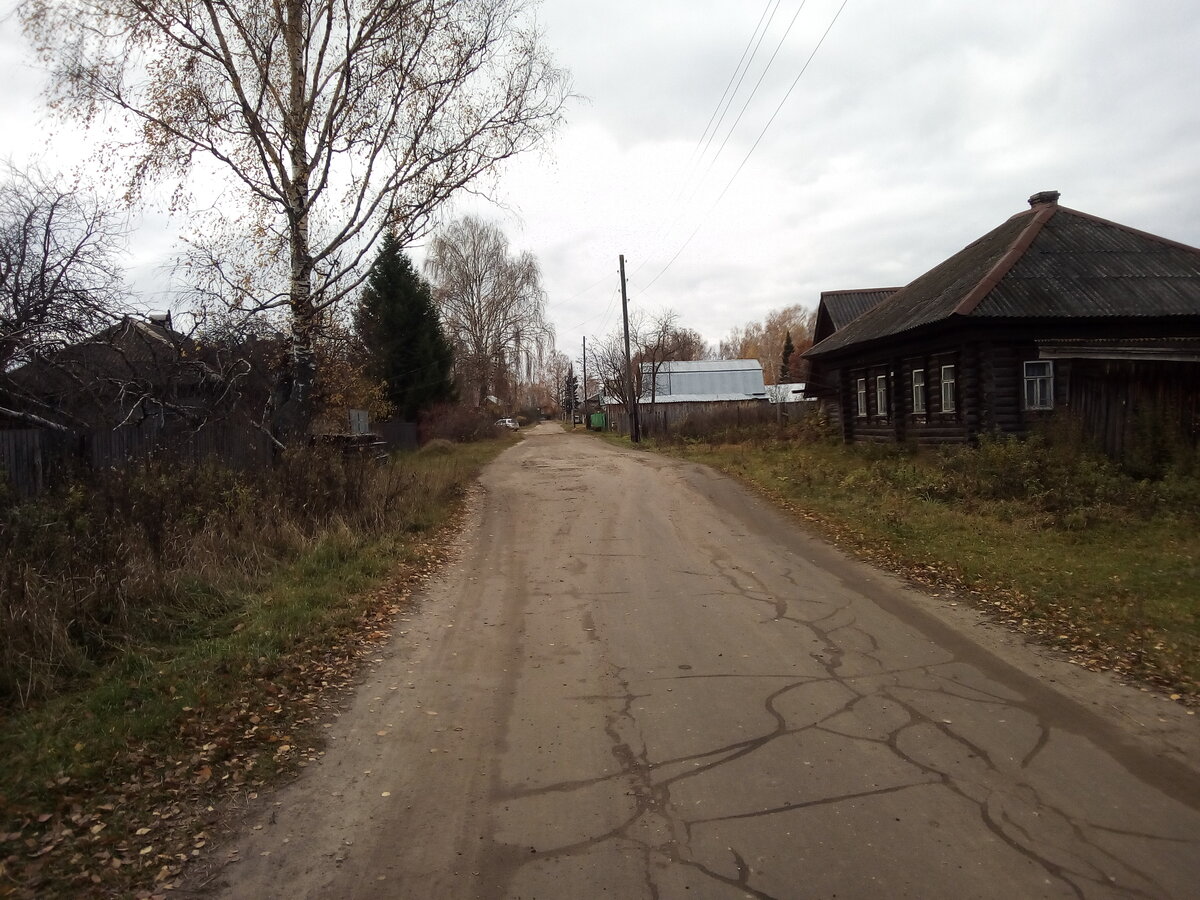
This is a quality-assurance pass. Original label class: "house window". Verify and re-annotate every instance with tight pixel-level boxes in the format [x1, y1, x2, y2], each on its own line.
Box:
[911, 368, 926, 414]
[1024, 360, 1054, 409]
[940, 365, 956, 413]
[875, 375, 888, 420]
[856, 377, 867, 417]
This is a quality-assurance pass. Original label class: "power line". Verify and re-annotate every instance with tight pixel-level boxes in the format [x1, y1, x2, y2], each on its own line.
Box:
[637, 0, 852, 297]
[647, 1, 782, 267]
[713, 0, 852, 209]
[694, 0, 782, 170]
[561, 285, 619, 334]
[546, 271, 611, 311]
[688, 0, 777, 170]
[698, 0, 810, 185]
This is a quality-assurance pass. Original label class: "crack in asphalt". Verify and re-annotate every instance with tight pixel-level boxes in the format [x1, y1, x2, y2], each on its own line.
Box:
[494, 577, 1195, 898]
[481, 434, 1199, 899]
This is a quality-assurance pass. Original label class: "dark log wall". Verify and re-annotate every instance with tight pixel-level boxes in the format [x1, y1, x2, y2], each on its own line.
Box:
[840, 339, 1065, 446]
[1067, 359, 1200, 457]
[817, 318, 1200, 456]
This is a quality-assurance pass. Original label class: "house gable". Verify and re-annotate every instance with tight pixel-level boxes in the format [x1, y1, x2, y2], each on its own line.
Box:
[812, 288, 900, 345]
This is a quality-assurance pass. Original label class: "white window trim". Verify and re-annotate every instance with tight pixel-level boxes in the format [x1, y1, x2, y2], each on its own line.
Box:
[875, 375, 888, 419]
[856, 377, 867, 417]
[1023, 360, 1054, 410]
[940, 365, 956, 413]
[912, 368, 926, 414]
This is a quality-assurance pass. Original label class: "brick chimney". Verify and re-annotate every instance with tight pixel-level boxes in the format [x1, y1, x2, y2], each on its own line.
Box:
[1027, 190, 1060, 208]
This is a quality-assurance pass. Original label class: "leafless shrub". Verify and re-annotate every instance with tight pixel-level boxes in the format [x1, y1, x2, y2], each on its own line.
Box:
[0, 444, 466, 709]
[419, 403, 500, 443]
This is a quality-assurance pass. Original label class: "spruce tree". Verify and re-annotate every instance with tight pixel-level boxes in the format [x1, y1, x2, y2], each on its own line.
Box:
[780, 331, 795, 383]
[562, 366, 580, 414]
[354, 233, 455, 421]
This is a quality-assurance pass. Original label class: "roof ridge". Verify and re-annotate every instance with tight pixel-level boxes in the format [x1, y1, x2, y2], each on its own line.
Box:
[953, 205, 1057, 316]
[819, 287, 903, 296]
[1053, 205, 1200, 255]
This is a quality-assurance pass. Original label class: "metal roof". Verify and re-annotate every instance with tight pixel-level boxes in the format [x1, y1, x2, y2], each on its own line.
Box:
[645, 392, 768, 404]
[816, 289, 900, 337]
[642, 359, 766, 400]
[805, 195, 1200, 359]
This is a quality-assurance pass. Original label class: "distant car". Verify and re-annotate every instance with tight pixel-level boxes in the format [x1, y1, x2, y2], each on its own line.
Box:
[496, 417, 519, 430]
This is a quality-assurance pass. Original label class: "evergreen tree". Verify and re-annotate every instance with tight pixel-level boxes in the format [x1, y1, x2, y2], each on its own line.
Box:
[780, 330, 795, 383]
[562, 366, 580, 413]
[354, 233, 455, 420]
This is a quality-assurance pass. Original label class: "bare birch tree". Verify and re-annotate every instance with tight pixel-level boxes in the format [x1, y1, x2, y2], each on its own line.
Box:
[0, 166, 126, 371]
[0, 166, 129, 428]
[426, 215, 552, 406]
[586, 329, 636, 416]
[21, 0, 570, 437]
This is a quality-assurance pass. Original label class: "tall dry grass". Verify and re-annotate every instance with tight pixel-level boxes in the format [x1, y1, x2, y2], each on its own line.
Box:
[0, 447, 468, 709]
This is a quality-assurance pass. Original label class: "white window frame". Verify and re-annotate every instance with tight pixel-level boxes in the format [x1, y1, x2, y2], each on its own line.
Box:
[1023, 360, 1054, 410]
[940, 365, 956, 413]
[911, 368, 926, 414]
[856, 377, 867, 417]
[875, 375, 888, 420]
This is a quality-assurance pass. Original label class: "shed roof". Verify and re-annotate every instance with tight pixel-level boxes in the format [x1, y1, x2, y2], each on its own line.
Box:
[805, 193, 1200, 359]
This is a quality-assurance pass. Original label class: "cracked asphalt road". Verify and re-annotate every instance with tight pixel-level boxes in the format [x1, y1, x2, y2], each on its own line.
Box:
[201, 422, 1200, 899]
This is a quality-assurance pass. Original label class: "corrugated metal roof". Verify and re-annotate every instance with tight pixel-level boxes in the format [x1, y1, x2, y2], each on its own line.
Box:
[642, 359, 765, 399]
[644, 392, 769, 404]
[805, 199, 1200, 359]
[653, 359, 763, 373]
[822, 289, 900, 330]
[977, 211, 1200, 317]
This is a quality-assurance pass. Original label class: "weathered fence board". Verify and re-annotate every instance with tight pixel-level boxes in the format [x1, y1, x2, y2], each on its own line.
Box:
[375, 420, 419, 452]
[1, 420, 273, 497]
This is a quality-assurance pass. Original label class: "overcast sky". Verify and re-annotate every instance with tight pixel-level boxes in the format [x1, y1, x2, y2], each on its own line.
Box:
[3, 0, 1200, 363]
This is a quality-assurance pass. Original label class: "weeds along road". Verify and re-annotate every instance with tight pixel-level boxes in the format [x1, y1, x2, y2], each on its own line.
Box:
[199, 422, 1200, 899]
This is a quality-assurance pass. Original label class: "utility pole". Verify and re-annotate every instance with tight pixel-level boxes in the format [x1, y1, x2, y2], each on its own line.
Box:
[619, 254, 641, 443]
[581, 335, 588, 429]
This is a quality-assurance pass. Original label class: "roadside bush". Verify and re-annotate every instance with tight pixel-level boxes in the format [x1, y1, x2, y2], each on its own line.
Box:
[0, 445, 465, 710]
[420, 403, 500, 443]
[418, 438, 455, 456]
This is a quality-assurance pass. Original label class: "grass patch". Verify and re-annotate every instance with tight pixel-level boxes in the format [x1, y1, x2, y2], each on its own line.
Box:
[0, 436, 511, 898]
[654, 429, 1199, 693]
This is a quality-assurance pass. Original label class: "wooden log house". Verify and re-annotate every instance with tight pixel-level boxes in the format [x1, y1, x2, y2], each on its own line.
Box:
[803, 192, 1200, 455]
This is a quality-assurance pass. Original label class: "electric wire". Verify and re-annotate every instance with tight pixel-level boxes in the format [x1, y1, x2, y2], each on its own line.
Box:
[694, 0, 782, 170]
[698, 0, 810, 187]
[637, 0, 852, 297]
[685, 0, 777, 172]
[643, 0, 782, 272]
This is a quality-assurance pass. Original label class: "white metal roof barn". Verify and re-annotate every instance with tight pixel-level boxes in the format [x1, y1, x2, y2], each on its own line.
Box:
[641, 359, 767, 402]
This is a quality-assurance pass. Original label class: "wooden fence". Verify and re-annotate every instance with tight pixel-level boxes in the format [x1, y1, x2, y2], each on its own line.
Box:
[0, 420, 274, 499]
[1067, 359, 1199, 460]
[374, 419, 419, 452]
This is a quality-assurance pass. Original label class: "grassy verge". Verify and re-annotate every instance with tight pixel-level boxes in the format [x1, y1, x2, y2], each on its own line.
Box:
[0, 437, 511, 899]
[625, 427, 1198, 694]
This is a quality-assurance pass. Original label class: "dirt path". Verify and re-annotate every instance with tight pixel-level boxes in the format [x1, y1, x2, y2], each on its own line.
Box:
[190, 423, 1200, 899]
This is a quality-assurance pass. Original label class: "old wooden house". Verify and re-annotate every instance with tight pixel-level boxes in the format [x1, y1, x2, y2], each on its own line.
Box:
[805, 288, 899, 422]
[803, 192, 1200, 454]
